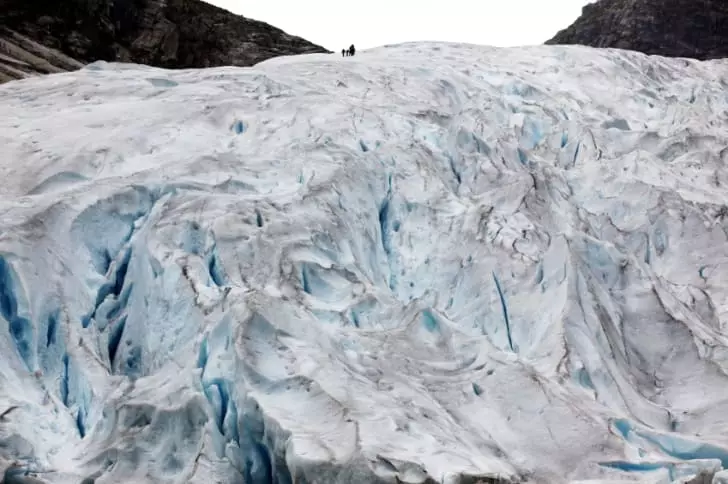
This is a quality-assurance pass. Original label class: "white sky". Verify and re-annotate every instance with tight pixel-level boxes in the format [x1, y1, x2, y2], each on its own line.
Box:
[207, 0, 593, 52]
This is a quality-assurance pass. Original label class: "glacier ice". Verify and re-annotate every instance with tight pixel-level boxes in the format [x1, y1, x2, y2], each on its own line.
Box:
[0, 43, 728, 483]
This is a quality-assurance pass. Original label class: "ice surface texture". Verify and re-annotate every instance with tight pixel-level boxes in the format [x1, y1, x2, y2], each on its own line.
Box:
[0, 43, 728, 483]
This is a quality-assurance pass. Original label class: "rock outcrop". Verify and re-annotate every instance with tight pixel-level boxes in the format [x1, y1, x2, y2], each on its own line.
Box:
[0, 0, 329, 83]
[546, 0, 728, 60]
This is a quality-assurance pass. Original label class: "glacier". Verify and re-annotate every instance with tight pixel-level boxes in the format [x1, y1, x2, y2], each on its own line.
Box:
[1, 41, 728, 483]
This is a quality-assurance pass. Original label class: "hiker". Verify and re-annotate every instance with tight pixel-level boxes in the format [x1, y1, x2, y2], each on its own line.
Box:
[342, 48, 346, 57]
[348, 44, 356, 56]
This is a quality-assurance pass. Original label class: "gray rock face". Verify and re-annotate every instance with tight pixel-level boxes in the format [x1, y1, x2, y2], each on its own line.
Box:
[0, 0, 329, 83]
[546, 0, 728, 60]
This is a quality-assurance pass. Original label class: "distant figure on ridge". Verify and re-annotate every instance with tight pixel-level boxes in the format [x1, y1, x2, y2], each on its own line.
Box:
[348, 44, 356, 56]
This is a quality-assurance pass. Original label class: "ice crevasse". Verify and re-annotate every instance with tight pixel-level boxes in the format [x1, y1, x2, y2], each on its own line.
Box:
[1, 42, 728, 483]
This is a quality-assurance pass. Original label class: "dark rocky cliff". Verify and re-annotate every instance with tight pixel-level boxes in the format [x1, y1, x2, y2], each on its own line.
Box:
[546, 0, 728, 60]
[0, 0, 329, 83]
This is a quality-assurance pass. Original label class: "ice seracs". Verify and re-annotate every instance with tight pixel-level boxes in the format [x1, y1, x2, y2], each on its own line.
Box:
[1, 42, 728, 483]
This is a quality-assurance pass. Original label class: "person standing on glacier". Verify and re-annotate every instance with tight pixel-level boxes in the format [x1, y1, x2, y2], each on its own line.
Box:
[348, 44, 356, 56]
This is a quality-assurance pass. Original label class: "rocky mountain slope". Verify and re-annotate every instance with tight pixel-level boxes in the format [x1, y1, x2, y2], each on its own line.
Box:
[0, 0, 329, 83]
[546, 0, 728, 60]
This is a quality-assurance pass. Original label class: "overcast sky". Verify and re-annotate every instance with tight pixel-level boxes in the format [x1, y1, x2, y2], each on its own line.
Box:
[207, 0, 593, 52]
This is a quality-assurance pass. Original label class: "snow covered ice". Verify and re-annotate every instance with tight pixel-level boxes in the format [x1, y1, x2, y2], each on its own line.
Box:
[1, 41, 728, 483]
